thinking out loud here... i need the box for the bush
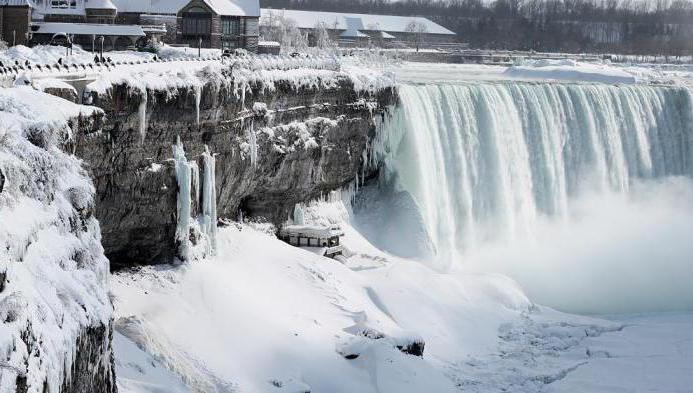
[138,46,158,54]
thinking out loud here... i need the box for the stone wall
[75,76,396,268]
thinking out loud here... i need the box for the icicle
[138,90,148,143]
[172,136,191,261]
[194,84,202,126]
[361,150,368,185]
[247,120,258,167]
[190,161,200,214]
[354,171,360,194]
[293,204,305,225]
[200,145,218,255]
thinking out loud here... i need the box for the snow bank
[0,87,111,392]
[83,54,394,104]
[31,77,77,94]
[505,59,637,84]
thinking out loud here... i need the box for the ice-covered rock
[0,87,114,392]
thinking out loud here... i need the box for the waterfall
[378,82,693,269]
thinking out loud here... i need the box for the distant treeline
[261,0,693,55]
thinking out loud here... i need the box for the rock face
[75,75,396,267]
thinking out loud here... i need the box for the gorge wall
[72,66,396,268]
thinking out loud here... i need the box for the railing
[0,53,342,85]
[139,25,168,33]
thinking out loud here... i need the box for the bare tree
[405,20,428,52]
[260,10,308,51]
[313,21,336,49]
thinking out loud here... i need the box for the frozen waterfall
[200,146,218,255]
[173,137,192,261]
[377,82,693,269]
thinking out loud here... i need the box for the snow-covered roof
[340,29,369,38]
[85,0,116,9]
[260,8,456,36]
[0,0,31,5]
[377,31,396,39]
[203,0,258,17]
[280,224,344,239]
[34,22,145,36]
[111,0,258,17]
[109,0,182,14]
[258,40,280,47]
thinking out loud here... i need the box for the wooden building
[177,0,259,52]
[0,0,32,46]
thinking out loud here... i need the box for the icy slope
[0,87,114,392]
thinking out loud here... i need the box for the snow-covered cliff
[0,88,115,393]
[74,61,396,267]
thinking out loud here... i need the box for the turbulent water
[374,82,693,272]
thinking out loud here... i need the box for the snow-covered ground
[548,313,693,393]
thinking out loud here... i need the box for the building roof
[280,224,344,239]
[34,22,145,36]
[110,0,188,15]
[0,0,31,5]
[260,8,456,36]
[340,29,369,38]
[203,0,258,17]
[85,0,117,10]
[112,0,258,17]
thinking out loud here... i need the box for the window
[181,15,211,36]
[222,18,241,36]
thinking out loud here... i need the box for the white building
[260,8,457,48]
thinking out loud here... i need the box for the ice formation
[172,137,192,261]
[0,87,112,392]
[194,84,202,126]
[200,146,218,255]
[293,204,305,225]
[138,91,147,143]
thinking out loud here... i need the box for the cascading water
[375,82,693,271]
